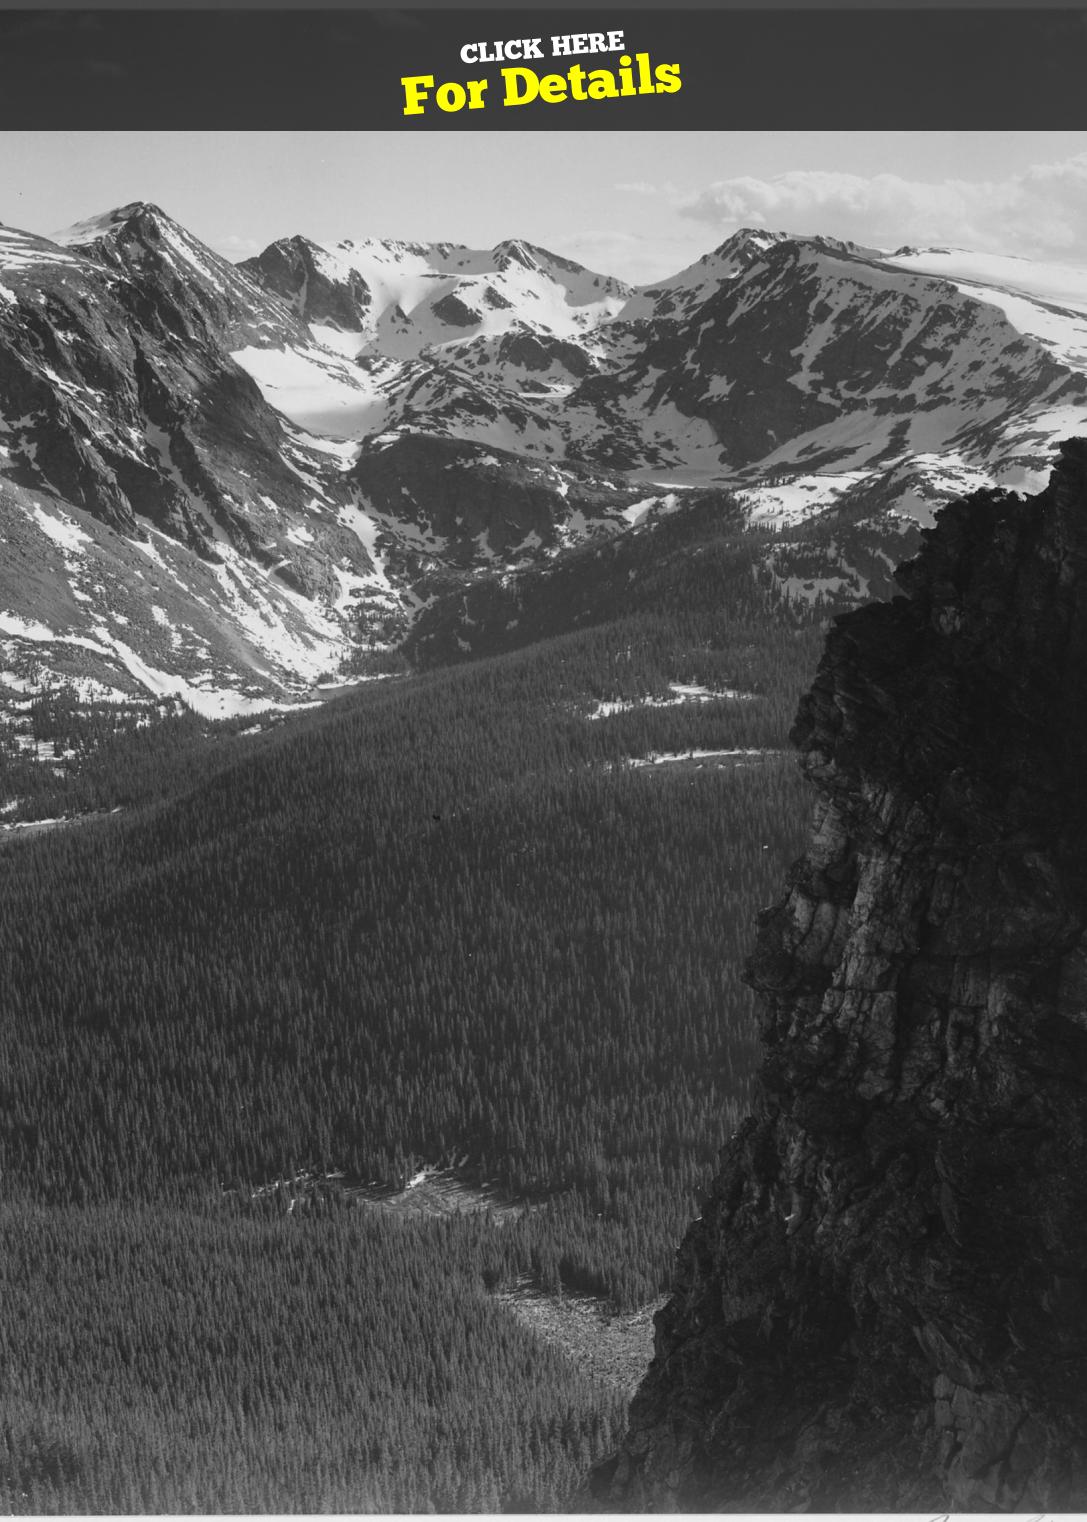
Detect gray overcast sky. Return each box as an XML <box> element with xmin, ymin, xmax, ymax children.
<box><xmin>5</xmin><ymin>131</ymin><xmax>1087</xmax><ymax>284</ymax></box>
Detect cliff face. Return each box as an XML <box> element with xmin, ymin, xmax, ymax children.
<box><xmin>594</xmin><ymin>440</ymin><xmax>1087</xmax><ymax>1511</ymax></box>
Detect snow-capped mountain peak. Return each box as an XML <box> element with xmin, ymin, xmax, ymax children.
<box><xmin>51</xmin><ymin>200</ymin><xmax>303</xmax><ymax>350</ymax></box>
<box><xmin>613</xmin><ymin>228</ymin><xmax>789</xmax><ymax>326</ymax></box>
<box><xmin>241</xmin><ymin>232</ymin><xmax>631</xmax><ymax>368</ymax></box>
<box><xmin>52</xmin><ymin>199</ymin><xmax>171</xmax><ymax>246</ymax></box>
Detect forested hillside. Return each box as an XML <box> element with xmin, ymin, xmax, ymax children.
<box><xmin>2</xmin><ymin>567</ymin><xmax>824</xmax><ymax>1509</ymax></box>
<box><xmin>1</xmin><ymin>1200</ymin><xmax>627</xmax><ymax>1512</ymax></box>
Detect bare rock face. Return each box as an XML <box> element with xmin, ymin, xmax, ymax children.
<box><xmin>240</xmin><ymin>234</ymin><xmax>371</xmax><ymax>331</ymax></box>
<box><xmin>592</xmin><ymin>440</ymin><xmax>1087</xmax><ymax>1511</ymax></box>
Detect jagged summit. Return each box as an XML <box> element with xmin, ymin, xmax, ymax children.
<box><xmin>593</xmin><ymin>439</ymin><xmax>1087</xmax><ymax>1512</ymax></box>
<box><xmin>802</xmin><ymin>231</ymin><xmax>884</xmax><ymax>260</ymax></box>
<box><xmin>627</xmin><ymin>227</ymin><xmax>784</xmax><ymax>299</ymax></box>
<box><xmin>53</xmin><ymin>200</ymin><xmax>173</xmax><ymax>245</ymax></box>
<box><xmin>52</xmin><ymin>199</ymin><xmax>304</xmax><ymax>351</ymax></box>
<box><xmin>710</xmin><ymin>225</ymin><xmax>788</xmax><ymax>257</ymax></box>
<box><xmin>493</xmin><ymin>236</ymin><xmax>541</xmax><ymax>270</ymax></box>
<box><xmin>240</xmin><ymin>231</ymin><xmax>630</xmax><ymax>362</ymax></box>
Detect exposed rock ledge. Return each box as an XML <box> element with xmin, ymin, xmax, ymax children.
<box><xmin>591</xmin><ymin>440</ymin><xmax>1087</xmax><ymax>1511</ymax></box>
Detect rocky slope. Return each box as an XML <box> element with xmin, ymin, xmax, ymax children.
<box><xmin>0</xmin><ymin>207</ymin><xmax>675</xmax><ymax>711</ymax></box>
<box><xmin>591</xmin><ymin>439</ymin><xmax>1087</xmax><ymax>1511</ymax></box>
<box><xmin>0</xmin><ymin>207</ymin><xmax>392</xmax><ymax>709</ymax></box>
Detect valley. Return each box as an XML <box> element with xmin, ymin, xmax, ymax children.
<box><xmin>0</xmin><ymin>587</ymin><xmax>817</xmax><ymax>1508</ymax></box>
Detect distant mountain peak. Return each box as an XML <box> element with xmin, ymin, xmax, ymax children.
<box><xmin>711</xmin><ymin>226</ymin><xmax>789</xmax><ymax>257</ymax></box>
<box><xmin>53</xmin><ymin>200</ymin><xmax>176</xmax><ymax>246</ymax></box>
<box><xmin>800</xmin><ymin>232</ymin><xmax>886</xmax><ymax>261</ymax></box>
<box><xmin>493</xmin><ymin>237</ymin><xmax>541</xmax><ymax>271</ymax></box>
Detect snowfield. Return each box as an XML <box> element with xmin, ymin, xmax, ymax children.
<box><xmin>298</xmin><ymin>235</ymin><xmax>631</xmax><ymax>358</ymax></box>
<box><xmin>232</xmin><ymin>344</ymin><xmax>392</xmax><ymax>438</ymax></box>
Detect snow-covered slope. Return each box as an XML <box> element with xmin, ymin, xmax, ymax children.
<box><xmin>241</xmin><ymin>235</ymin><xmax>631</xmax><ymax>363</ymax></box>
<box><xmin>0</xmin><ymin>207</ymin><xmax>666</xmax><ymax>707</ymax></box>
<box><xmin>884</xmin><ymin>246</ymin><xmax>1087</xmax><ymax>368</ymax></box>
<box><xmin>886</xmin><ymin>246</ymin><xmax>1087</xmax><ymax>316</ymax></box>
<box><xmin>0</xmin><ymin>207</ymin><xmax>421</xmax><ymax>707</ymax></box>
<box><xmin>234</xmin><ymin>233</ymin><xmax>638</xmax><ymax>457</ymax></box>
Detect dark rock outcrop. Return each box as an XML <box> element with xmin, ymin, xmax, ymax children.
<box><xmin>346</xmin><ymin>432</ymin><xmax>647</xmax><ymax>571</ymax></box>
<box><xmin>239</xmin><ymin>233</ymin><xmax>371</xmax><ymax>332</ymax></box>
<box><xmin>593</xmin><ymin>441</ymin><xmax>1087</xmax><ymax>1511</ymax></box>
<box><xmin>71</xmin><ymin>202</ymin><xmax>305</xmax><ymax>350</ymax></box>
<box><xmin>429</xmin><ymin>292</ymin><xmax>479</xmax><ymax>329</ymax></box>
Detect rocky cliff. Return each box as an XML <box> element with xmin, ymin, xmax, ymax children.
<box><xmin>592</xmin><ymin>439</ymin><xmax>1087</xmax><ymax>1511</ymax></box>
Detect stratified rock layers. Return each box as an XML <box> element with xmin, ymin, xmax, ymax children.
<box><xmin>595</xmin><ymin>440</ymin><xmax>1087</xmax><ymax>1511</ymax></box>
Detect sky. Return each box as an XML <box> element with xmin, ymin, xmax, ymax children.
<box><xmin>4</xmin><ymin>131</ymin><xmax>1087</xmax><ymax>286</ymax></box>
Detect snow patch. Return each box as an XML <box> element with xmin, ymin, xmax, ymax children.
<box><xmin>0</xmin><ymin>612</ymin><xmax>57</xmax><ymax>641</ymax></box>
<box><xmin>586</xmin><ymin>683</ymin><xmax>756</xmax><ymax>719</ymax></box>
<box><xmin>32</xmin><ymin>505</ymin><xmax>91</xmax><ymax>553</ymax></box>
<box><xmin>627</xmin><ymin>748</ymin><xmax>775</xmax><ymax>768</ymax></box>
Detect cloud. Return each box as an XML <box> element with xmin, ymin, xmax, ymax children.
<box><xmin>679</xmin><ymin>157</ymin><xmax>1087</xmax><ymax>260</ymax></box>
<box><xmin>215</xmin><ymin>233</ymin><xmax>263</xmax><ymax>257</ymax></box>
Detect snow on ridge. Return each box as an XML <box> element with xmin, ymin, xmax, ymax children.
<box><xmin>885</xmin><ymin>246</ymin><xmax>1087</xmax><ymax>318</ymax></box>
<box><xmin>50</xmin><ymin>202</ymin><xmax>161</xmax><ymax>245</ymax></box>
<box><xmin>283</xmin><ymin>234</ymin><xmax>629</xmax><ymax>360</ymax></box>
<box><xmin>157</xmin><ymin>218</ymin><xmax>232</xmax><ymax>291</ymax></box>
<box><xmin>0</xmin><ymin>225</ymin><xmax>81</xmax><ymax>273</ymax></box>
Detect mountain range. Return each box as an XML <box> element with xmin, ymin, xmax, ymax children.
<box><xmin>3</xmin><ymin>200</ymin><xmax>1087</xmax><ymax>715</ymax></box>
